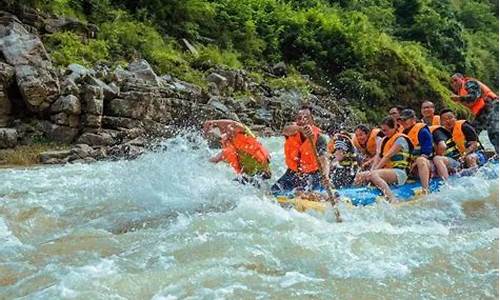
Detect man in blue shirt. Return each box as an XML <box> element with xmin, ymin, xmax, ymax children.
<box><xmin>400</xmin><ymin>109</ymin><xmax>434</xmax><ymax>194</ymax></box>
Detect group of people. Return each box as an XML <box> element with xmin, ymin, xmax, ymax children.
<box><xmin>202</xmin><ymin>74</ymin><xmax>498</xmax><ymax>203</ymax></box>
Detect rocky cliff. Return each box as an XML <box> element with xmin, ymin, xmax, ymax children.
<box><xmin>0</xmin><ymin>8</ymin><xmax>358</xmax><ymax>165</ymax></box>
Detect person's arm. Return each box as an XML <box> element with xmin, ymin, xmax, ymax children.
<box><xmin>209</xmin><ymin>151</ymin><xmax>224</xmax><ymax>163</ymax></box>
<box><xmin>462</xmin><ymin>123</ymin><xmax>479</xmax><ymax>154</ymax></box>
<box><xmin>418</xmin><ymin>127</ymin><xmax>433</xmax><ymax>157</ymax></box>
<box><xmin>372</xmin><ymin>141</ymin><xmax>403</xmax><ymax>170</ymax></box>
<box><xmin>282</xmin><ymin>122</ymin><xmax>302</xmax><ymax>136</ymax></box>
<box><xmin>315</xmin><ymin>135</ymin><xmax>330</xmax><ymax>180</ymax></box>
<box><xmin>451</xmin><ymin>81</ymin><xmax>481</xmax><ymax>104</ymax></box>
<box><xmin>203</xmin><ymin>119</ymin><xmax>245</xmax><ymax>138</ymax></box>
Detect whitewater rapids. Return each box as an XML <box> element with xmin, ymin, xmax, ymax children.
<box><xmin>0</xmin><ymin>133</ymin><xmax>498</xmax><ymax>299</ymax></box>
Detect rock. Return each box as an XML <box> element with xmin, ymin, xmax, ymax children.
<box><xmin>77</xmin><ymin>132</ymin><xmax>115</xmax><ymax>146</ymax></box>
<box><xmin>181</xmin><ymin>39</ymin><xmax>199</xmax><ymax>57</ymax></box>
<box><xmin>39</xmin><ymin>149</ymin><xmax>71</xmax><ymax>163</ymax></box>
<box><xmin>102</xmin><ymin>116</ymin><xmax>143</xmax><ymax>130</ymax></box>
<box><xmin>81</xmin><ymin>114</ymin><xmax>102</xmax><ymax>128</ymax></box>
<box><xmin>0</xmin><ymin>128</ymin><xmax>17</xmax><ymax>148</ymax></box>
<box><xmin>50</xmin><ymin>112</ymin><xmax>80</xmax><ymax>128</ymax></box>
<box><xmin>207</xmin><ymin>97</ymin><xmax>231</xmax><ymax>115</ymax></box>
<box><xmin>90</xmin><ymin>146</ymin><xmax>107</xmax><ymax>159</ymax></box>
<box><xmin>60</xmin><ymin>78</ymin><xmax>80</xmax><ymax>96</ymax></box>
<box><xmin>0</xmin><ymin>88</ymin><xmax>11</xmax><ymax>127</ymax></box>
<box><xmin>112</xmin><ymin>65</ymin><xmax>133</xmax><ymax>83</ymax></box>
<box><xmin>272</xmin><ymin>62</ymin><xmax>287</xmax><ymax>77</ymax></box>
<box><xmin>127</xmin><ymin>60</ymin><xmax>160</xmax><ymax>86</ymax></box>
<box><xmin>207</xmin><ymin>82</ymin><xmax>219</xmax><ymax>96</ymax></box>
<box><xmin>40</xmin><ymin>157</ymin><xmax>65</xmax><ymax>164</ymax></box>
<box><xmin>50</xmin><ymin>95</ymin><xmax>81</xmax><ymax>115</ymax></box>
<box><xmin>82</xmin><ymin>85</ymin><xmax>103</xmax><ymax>115</ymax></box>
<box><xmin>70</xmin><ymin>143</ymin><xmax>93</xmax><ymax>159</ymax></box>
<box><xmin>66</xmin><ymin>63</ymin><xmax>93</xmax><ymax>82</ymax></box>
<box><xmin>107</xmin><ymin>98</ymin><xmax>145</xmax><ymax>119</ymax></box>
<box><xmin>84</xmin><ymin>75</ymin><xmax>118</xmax><ymax>100</ymax></box>
<box><xmin>108</xmin><ymin>143</ymin><xmax>144</xmax><ymax>159</ymax></box>
<box><xmin>41</xmin><ymin>121</ymin><xmax>79</xmax><ymax>143</ymax></box>
<box><xmin>0</xmin><ymin>12</ymin><xmax>59</xmax><ymax>112</ymax></box>
<box><xmin>253</xmin><ymin>108</ymin><xmax>273</xmax><ymax>124</ymax></box>
<box><xmin>0</xmin><ymin>62</ymin><xmax>15</xmax><ymax>84</ymax></box>
<box><xmin>206</xmin><ymin>73</ymin><xmax>228</xmax><ymax>93</ymax></box>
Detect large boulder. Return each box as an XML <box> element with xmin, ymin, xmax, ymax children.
<box><xmin>0</xmin><ymin>12</ymin><xmax>59</xmax><ymax>112</ymax></box>
<box><xmin>0</xmin><ymin>128</ymin><xmax>17</xmax><ymax>148</ymax></box>
<box><xmin>41</xmin><ymin>121</ymin><xmax>79</xmax><ymax>143</ymax></box>
<box><xmin>127</xmin><ymin>60</ymin><xmax>160</xmax><ymax>86</ymax></box>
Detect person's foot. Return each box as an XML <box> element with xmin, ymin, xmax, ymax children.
<box><xmin>388</xmin><ymin>196</ymin><xmax>399</xmax><ymax>204</ymax></box>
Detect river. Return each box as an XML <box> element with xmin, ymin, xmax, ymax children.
<box><xmin>0</xmin><ymin>133</ymin><xmax>498</xmax><ymax>299</ymax></box>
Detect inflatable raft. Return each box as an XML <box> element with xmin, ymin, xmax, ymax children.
<box><xmin>274</xmin><ymin>160</ymin><xmax>499</xmax><ymax>213</ymax></box>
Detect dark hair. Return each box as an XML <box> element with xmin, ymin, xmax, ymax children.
<box><xmin>380</xmin><ymin>116</ymin><xmax>396</xmax><ymax>128</ymax></box>
<box><xmin>390</xmin><ymin>105</ymin><xmax>404</xmax><ymax>113</ymax></box>
<box><xmin>439</xmin><ymin>109</ymin><xmax>454</xmax><ymax>116</ymax></box>
<box><xmin>299</xmin><ymin>105</ymin><xmax>313</xmax><ymax>112</ymax></box>
<box><xmin>355</xmin><ymin>124</ymin><xmax>370</xmax><ymax>134</ymax></box>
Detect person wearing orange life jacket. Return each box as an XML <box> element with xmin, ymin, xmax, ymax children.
<box><xmin>432</xmin><ymin>109</ymin><xmax>487</xmax><ymax>180</ymax></box>
<box><xmin>327</xmin><ymin>129</ymin><xmax>360</xmax><ymax>188</ymax></box>
<box><xmin>389</xmin><ymin>105</ymin><xmax>405</xmax><ymax>133</ymax></box>
<box><xmin>399</xmin><ymin>109</ymin><xmax>434</xmax><ymax>194</ymax></box>
<box><xmin>203</xmin><ymin>119</ymin><xmax>271</xmax><ymax>184</ymax></box>
<box><xmin>352</xmin><ymin>124</ymin><xmax>384</xmax><ymax>169</ymax></box>
<box><xmin>271</xmin><ymin>107</ymin><xmax>330</xmax><ymax>194</ymax></box>
<box><xmin>450</xmin><ymin>73</ymin><xmax>498</xmax><ymax>154</ymax></box>
<box><xmin>420</xmin><ymin>100</ymin><xmax>441</xmax><ymax>126</ymax></box>
<box><xmin>354</xmin><ymin>117</ymin><xmax>413</xmax><ymax>203</ymax></box>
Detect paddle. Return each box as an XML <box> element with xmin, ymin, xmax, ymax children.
<box><xmin>307</xmin><ymin>135</ymin><xmax>342</xmax><ymax>223</ymax></box>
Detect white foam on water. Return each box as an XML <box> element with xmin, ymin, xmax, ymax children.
<box><xmin>0</xmin><ymin>134</ymin><xmax>497</xmax><ymax>299</ymax></box>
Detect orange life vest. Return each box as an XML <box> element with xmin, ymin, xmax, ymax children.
<box><xmin>458</xmin><ymin>77</ymin><xmax>498</xmax><ymax>116</ymax></box>
<box><xmin>451</xmin><ymin>120</ymin><xmax>468</xmax><ymax>154</ymax></box>
<box><xmin>380</xmin><ymin>132</ymin><xmax>412</xmax><ymax>169</ymax></box>
<box><xmin>429</xmin><ymin>125</ymin><xmax>441</xmax><ymax>133</ymax></box>
<box><xmin>352</xmin><ymin>128</ymin><xmax>381</xmax><ymax>157</ymax></box>
<box><xmin>285</xmin><ymin>126</ymin><xmax>321</xmax><ymax>173</ymax></box>
<box><xmin>222</xmin><ymin>132</ymin><xmax>270</xmax><ymax>174</ymax></box>
<box><xmin>422</xmin><ymin>115</ymin><xmax>440</xmax><ymax>126</ymax></box>
<box><xmin>397</xmin><ymin>124</ymin><xmax>404</xmax><ymax>133</ymax></box>
<box><xmin>405</xmin><ymin>122</ymin><xmax>427</xmax><ymax>155</ymax></box>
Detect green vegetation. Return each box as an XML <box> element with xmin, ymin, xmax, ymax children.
<box><xmin>9</xmin><ymin>0</ymin><xmax>498</xmax><ymax>122</ymax></box>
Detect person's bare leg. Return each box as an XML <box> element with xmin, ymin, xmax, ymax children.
<box><xmin>369</xmin><ymin>169</ymin><xmax>399</xmax><ymax>203</ymax></box>
<box><xmin>433</xmin><ymin>156</ymin><xmax>450</xmax><ymax>180</ymax></box>
<box><xmin>415</xmin><ymin>157</ymin><xmax>430</xmax><ymax>192</ymax></box>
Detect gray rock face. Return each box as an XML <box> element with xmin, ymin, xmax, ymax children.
<box><xmin>0</xmin><ymin>62</ymin><xmax>15</xmax><ymax>126</ymax></box>
<box><xmin>77</xmin><ymin>132</ymin><xmax>115</xmax><ymax>146</ymax></box>
<box><xmin>206</xmin><ymin>73</ymin><xmax>228</xmax><ymax>93</ymax></box>
<box><xmin>0</xmin><ymin>128</ymin><xmax>17</xmax><ymax>148</ymax></box>
<box><xmin>50</xmin><ymin>112</ymin><xmax>80</xmax><ymax>128</ymax></box>
<box><xmin>127</xmin><ymin>60</ymin><xmax>160</xmax><ymax>86</ymax></box>
<box><xmin>50</xmin><ymin>95</ymin><xmax>81</xmax><ymax>115</ymax></box>
<box><xmin>0</xmin><ymin>12</ymin><xmax>59</xmax><ymax>112</ymax></box>
<box><xmin>70</xmin><ymin>143</ymin><xmax>94</xmax><ymax>159</ymax></box>
<box><xmin>41</xmin><ymin>121</ymin><xmax>79</xmax><ymax>143</ymax></box>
